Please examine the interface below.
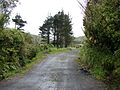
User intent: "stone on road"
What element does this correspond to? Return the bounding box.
[0,49,107,90]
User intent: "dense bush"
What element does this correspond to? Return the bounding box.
[25,44,54,61]
[0,0,55,80]
[0,28,25,79]
[0,28,54,80]
[84,0,120,52]
[79,0,120,88]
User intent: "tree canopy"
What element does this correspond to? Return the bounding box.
[79,0,120,88]
[0,0,18,29]
[12,14,27,30]
[39,10,73,47]
[83,0,120,52]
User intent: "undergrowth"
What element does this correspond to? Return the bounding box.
[0,47,70,81]
[77,46,120,89]
[0,28,71,81]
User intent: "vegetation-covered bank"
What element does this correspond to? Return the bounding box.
[77,0,120,89]
[0,28,51,80]
[0,28,71,81]
[0,0,73,81]
[78,46,120,88]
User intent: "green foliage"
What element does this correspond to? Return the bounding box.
[0,14,9,29]
[0,28,54,80]
[39,10,73,47]
[0,1,71,81]
[79,46,119,79]
[0,28,25,79]
[53,11,73,47]
[0,0,19,29]
[39,16,53,44]
[12,14,27,30]
[80,0,120,88]
[83,0,120,52]
[25,44,53,61]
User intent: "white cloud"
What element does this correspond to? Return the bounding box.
[9,0,85,37]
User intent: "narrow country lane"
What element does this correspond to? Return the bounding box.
[0,50,107,90]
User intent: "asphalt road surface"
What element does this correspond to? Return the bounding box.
[0,49,108,90]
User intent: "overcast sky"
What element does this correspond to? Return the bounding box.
[9,0,85,37]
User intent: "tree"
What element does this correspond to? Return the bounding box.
[53,11,73,47]
[12,14,27,30]
[77,0,120,86]
[63,14,73,47]
[39,10,73,47]
[83,0,120,52]
[39,16,53,44]
[0,0,18,29]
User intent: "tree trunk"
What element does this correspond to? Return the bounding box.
[53,32,56,46]
[47,28,50,44]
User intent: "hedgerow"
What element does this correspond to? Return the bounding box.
[0,28,54,80]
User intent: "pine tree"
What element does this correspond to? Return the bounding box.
[39,10,73,47]
[39,16,53,44]
[12,14,27,30]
